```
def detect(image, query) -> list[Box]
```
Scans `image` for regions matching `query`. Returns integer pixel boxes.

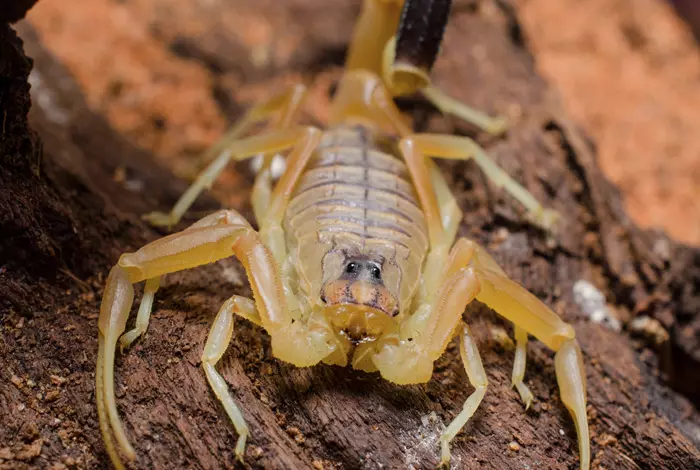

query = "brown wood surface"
[2,1,700,469]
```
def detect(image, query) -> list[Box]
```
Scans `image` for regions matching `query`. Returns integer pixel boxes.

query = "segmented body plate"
[283,126,429,307]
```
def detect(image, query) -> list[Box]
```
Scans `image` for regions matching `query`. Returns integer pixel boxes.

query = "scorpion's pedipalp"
[97,210,295,468]
[555,338,590,470]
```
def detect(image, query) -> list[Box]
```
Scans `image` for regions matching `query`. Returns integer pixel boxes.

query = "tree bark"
[2,1,699,469]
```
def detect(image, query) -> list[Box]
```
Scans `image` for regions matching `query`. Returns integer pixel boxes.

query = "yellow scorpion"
[96,0,589,468]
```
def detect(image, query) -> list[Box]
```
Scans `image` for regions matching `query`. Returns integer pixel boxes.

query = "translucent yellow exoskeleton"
[95,1,589,469]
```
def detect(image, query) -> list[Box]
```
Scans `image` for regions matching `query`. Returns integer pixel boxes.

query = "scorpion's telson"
[97,1,589,469]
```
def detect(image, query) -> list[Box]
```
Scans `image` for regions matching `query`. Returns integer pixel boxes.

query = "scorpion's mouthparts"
[325,303,395,338]
[321,279,398,336]
[321,279,398,316]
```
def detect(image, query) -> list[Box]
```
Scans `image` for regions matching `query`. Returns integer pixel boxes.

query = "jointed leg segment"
[201,297,249,460]
[401,133,560,232]
[143,126,319,228]
[439,323,488,465]
[374,236,589,468]
[512,325,534,408]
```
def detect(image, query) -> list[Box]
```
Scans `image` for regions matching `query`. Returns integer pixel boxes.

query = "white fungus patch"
[572,280,621,332]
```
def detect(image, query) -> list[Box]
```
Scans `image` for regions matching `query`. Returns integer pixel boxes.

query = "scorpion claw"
[270,322,336,367]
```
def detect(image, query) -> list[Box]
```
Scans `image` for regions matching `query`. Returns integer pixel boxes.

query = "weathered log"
[1,1,699,469]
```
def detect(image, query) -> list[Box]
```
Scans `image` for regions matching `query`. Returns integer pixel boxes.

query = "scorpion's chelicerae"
[96,0,590,468]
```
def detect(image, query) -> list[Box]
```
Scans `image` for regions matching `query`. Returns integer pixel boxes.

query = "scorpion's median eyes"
[346,262,358,274]
[370,265,381,280]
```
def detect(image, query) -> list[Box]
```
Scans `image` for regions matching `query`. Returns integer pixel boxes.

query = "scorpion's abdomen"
[285,126,429,262]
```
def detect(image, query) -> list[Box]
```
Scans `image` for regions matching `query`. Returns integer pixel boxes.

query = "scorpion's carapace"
[97,1,589,469]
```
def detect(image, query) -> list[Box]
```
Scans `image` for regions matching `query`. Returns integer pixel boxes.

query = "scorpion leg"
[97,210,309,468]
[200,295,260,462]
[421,86,508,136]
[440,322,488,465]
[512,325,534,408]
[197,84,306,170]
[462,238,589,470]
[143,126,319,228]
[400,133,560,232]
[118,276,160,352]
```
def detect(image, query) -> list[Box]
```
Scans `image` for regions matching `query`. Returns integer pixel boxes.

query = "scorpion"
[96,0,590,468]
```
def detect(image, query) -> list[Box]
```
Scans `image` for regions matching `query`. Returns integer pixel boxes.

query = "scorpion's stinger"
[350,0,507,134]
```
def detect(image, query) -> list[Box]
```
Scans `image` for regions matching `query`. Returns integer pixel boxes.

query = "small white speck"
[572,280,621,332]
[250,153,286,180]
[220,266,244,286]
[124,179,144,192]
[559,429,565,436]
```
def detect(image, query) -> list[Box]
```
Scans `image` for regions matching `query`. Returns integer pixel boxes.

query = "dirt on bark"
[1,1,700,469]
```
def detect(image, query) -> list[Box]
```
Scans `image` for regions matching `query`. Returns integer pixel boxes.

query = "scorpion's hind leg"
[421,86,508,136]
[143,84,308,229]
[143,125,319,229]
[399,133,560,232]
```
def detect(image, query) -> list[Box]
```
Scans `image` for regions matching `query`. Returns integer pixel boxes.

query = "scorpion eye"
[370,265,381,280]
[345,262,358,274]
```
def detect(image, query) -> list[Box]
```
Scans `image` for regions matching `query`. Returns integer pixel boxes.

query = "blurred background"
[23,0,700,244]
